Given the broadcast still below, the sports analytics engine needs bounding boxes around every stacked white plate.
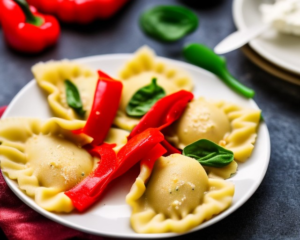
[233,0,300,85]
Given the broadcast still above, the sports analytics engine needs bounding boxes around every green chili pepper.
[183,139,234,168]
[139,5,199,42]
[126,78,166,117]
[65,80,86,117]
[183,43,255,98]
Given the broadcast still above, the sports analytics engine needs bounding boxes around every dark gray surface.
[0,0,300,239]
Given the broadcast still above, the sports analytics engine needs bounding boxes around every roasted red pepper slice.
[140,143,166,171]
[27,0,128,24]
[65,143,117,212]
[65,128,165,212]
[129,90,194,139]
[160,139,181,156]
[128,90,193,155]
[74,70,123,146]
[111,128,165,181]
[0,0,60,53]
[86,143,117,177]
[88,128,164,197]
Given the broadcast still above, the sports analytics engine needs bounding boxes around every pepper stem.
[14,0,44,26]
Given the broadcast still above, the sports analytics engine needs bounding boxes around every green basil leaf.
[139,5,199,42]
[65,80,86,117]
[126,78,166,117]
[183,139,234,168]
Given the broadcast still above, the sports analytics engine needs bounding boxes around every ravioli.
[0,118,128,212]
[166,97,260,179]
[167,98,231,149]
[126,154,234,233]
[115,46,194,130]
[167,98,261,154]
[32,60,98,120]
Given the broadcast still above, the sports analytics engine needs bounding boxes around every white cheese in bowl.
[260,0,300,36]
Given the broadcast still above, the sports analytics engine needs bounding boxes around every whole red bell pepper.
[65,128,165,212]
[73,70,123,146]
[0,0,60,54]
[27,0,128,24]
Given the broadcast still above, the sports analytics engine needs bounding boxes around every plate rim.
[232,0,300,75]
[1,53,271,239]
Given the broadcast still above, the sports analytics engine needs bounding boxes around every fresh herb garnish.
[126,78,166,117]
[65,79,86,117]
[183,139,234,168]
[139,5,199,42]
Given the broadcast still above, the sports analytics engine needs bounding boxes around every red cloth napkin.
[0,106,104,240]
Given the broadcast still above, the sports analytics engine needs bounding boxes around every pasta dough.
[32,60,98,120]
[215,101,261,162]
[115,46,194,130]
[0,118,128,212]
[204,161,238,180]
[105,127,129,153]
[126,154,234,233]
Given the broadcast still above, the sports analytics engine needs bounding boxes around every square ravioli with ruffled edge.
[126,154,234,233]
[32,60,98,120]
[0,118,129,212]
[165,97,261,179]
[115,46,194,130]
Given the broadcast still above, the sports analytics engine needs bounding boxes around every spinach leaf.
[183,139,234,168]
[126,78,166,117]
[65,80,86,117]
[139,5,199,42]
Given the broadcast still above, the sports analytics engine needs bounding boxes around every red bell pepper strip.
[86,143,117,177]
[160,139,181,156]
[65,143,117,211]
[0,0,60,54]
[73,70,123,146]
[129,90,194,139]
[111,129,165,181]
[140,143,166,171]
[27,0,128,24]
[0,106,7,118]
[65,128,165,212]
[128,90,193,156]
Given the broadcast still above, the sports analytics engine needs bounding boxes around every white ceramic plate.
[2,54,270,239]
[233,0,300,75]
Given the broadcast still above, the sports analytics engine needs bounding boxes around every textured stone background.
[0,0,300,239]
